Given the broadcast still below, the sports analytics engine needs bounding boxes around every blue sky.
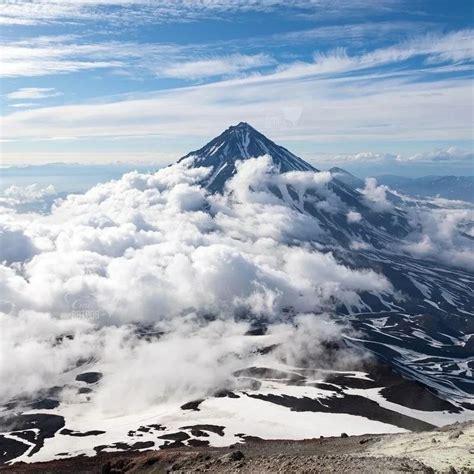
[1,0,473,176]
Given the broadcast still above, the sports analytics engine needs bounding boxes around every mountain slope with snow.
[180,123,473,400]
[0,123,472,466]
[182,123,411,245]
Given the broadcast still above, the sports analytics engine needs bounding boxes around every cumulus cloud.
[402,147,474,163]
[1,158,390,324]
[0,223,37,265]
[1,154,471,414]
[404,204,474,271]
[3,183,56,202]
[360,177,393,212]
[317,147,472,167]
[0,184,60,214]
[347,211,362,223]
[0,153,472,419]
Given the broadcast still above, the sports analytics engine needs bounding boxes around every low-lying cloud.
[0,156,389,408]
[404,204,474,271]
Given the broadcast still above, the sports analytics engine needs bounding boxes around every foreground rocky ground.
[1,421,472,473]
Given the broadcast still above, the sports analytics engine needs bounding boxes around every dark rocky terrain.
[2,421,472,473]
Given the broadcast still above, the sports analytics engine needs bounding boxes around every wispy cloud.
[1,14,472,167]
[1,37,125,77]
[0,0,404,26]
[271,29,474,81]
[2,28,472,82]
[326,152,400,163]
[8,102,41,108]
[270,21,430,47]
[6,87,61,100]
[319,147,473,165]
[160,54,275,80]
[1,62,471,145]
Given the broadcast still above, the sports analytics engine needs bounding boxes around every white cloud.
[0,0,403,26]
[1,41,123,77]
[361,177,393,212]
[0,156,391,324]
[0,223,37,264]
[8,102,40,108]
[0,308,362,409]
[269,29,474,81]
[1,28,472,83]
[315,147,473,166]
[161,54,274,80]
[3,183,56,202]
[6,87,61,100]
[347,211,362,223]
[402,147,474,163]
[0,153,471,414]
[1,69,471,146]
[328,152,400,163]
[0,37,253,78]
[1,28,471,150]
[404,205,474,271]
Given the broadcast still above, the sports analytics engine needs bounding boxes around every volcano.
[181,122,411,244]
[179,122,315,192]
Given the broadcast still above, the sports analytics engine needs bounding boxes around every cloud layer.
[0,0,402,26]
[0,158,392,323]
[0,156,391,405]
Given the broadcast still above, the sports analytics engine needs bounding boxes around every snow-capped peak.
[179,122,315,192]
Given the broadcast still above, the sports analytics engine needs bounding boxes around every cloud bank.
[0,156,390,408]
[0,157,391,324]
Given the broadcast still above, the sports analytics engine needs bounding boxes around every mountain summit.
[179,122,315,192]
[179,122,410,242]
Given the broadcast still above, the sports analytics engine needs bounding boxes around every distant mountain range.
[329,167,473,203]
[376,175,474,203]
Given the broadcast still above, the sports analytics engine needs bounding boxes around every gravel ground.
[1,422,472,473]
